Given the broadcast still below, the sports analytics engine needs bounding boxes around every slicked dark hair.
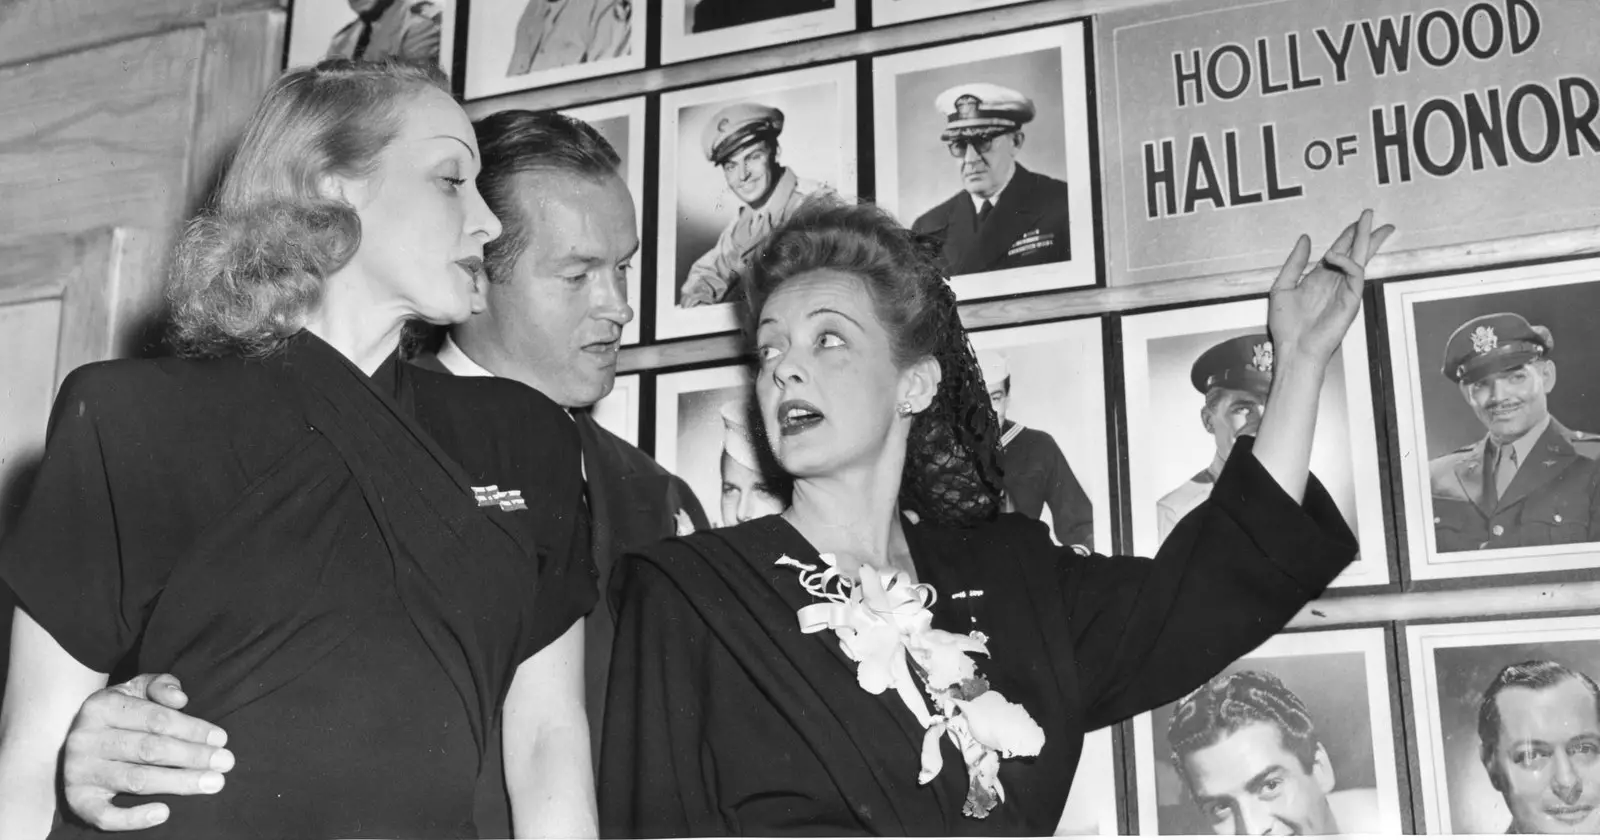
[1477,660,1600,791]
[1168,670,1321,794]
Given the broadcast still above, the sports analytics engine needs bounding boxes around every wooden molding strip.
[619,225,1600,373]
[1289,580,1600,629]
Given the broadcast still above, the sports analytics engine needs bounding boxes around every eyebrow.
[1243,765,1287,793]
[430,134,477,161]
[809,307,862,329]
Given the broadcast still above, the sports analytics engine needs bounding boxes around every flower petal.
[954,691,1046,758]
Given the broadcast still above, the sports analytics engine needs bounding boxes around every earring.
[897,401,914,417]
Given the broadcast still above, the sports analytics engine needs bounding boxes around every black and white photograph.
[1133,628,1405,835]
[1054,726,1119,835]
[872,0,1035,26]
[1120,298,1389,587]
[287,0,454,72]
[587,372,639,447]
[561,97,645,346]
[967,318,1111,553]
[655,63,857,340]
[654,364,782,529]
[462,0,643,100]
[1407,615,1600,834]
[661,0,855,64]
[872,23,1096,302]
[1384,259,1600,581]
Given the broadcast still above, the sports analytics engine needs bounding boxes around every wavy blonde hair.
[167,58,450,358]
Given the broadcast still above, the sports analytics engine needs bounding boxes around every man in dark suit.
[911,82,1071,278]
[1428,313,1600,552]
[53,111,710,833]
[325,0,443,64]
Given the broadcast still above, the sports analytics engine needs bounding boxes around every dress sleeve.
[1065,437,1357,730]
[0,366,157,673]
[599,551,726,838]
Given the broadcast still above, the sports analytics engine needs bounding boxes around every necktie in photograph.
[976,199,993,228]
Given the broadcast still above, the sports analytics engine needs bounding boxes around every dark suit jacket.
[912,164,1072,277]
[1429,417,1600,552]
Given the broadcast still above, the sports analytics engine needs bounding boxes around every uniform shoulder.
[407,0,443,17]
[1558,423,1600,458]
[911,193,963,233]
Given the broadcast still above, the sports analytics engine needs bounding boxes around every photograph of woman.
[599,200,1392,835]
[0,60,595,838]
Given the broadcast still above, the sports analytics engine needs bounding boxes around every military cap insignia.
[1251,341,1274,374]
[1471,325,1498,354]
[955,95,981,120]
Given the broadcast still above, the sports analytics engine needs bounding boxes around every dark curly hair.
[740,198,1004,529]
[1477,660,1600,791]
[1167,670,1320,792]
[167,58,450,358]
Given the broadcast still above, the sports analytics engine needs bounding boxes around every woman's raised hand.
[1267,209,1395,368]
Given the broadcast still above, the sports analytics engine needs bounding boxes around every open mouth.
[777,400,824,436]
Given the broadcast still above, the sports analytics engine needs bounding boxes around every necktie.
[352,18,375,59]
[1497,444,1520,499]
[976,199,993,227]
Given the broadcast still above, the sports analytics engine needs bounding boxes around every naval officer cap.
[935,83,1036,141]
[1190,334,1275,394]
[1441,312,1553,384]
[702,102,785,165]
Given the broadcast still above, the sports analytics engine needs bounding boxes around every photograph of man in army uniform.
[462,0,643,99]
[1137,628,1403,835]
[872,24,1097,301]
[287,0,453,73]
[1121,298,1389,587]
[1384,261,1600,580]
[655,64,856,340]
[1406,615,1600,833]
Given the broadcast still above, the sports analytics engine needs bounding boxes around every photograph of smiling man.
[1384,260,1600,581]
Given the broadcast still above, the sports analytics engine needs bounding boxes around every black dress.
[598,439,1357,836]
[0,332,594,839]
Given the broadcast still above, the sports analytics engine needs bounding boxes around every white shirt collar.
[970,183,1006,215]
[1498,414,1553,465]
[437,334,495,378]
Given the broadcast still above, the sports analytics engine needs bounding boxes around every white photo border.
[871,0,1035,27]
[462,0,646,100]
[661,0,857,65]
[1120,297,1390,587]
[1405,614,1600,833]
[654,62,859,341]
[560,96,647,346]
[1131,627,1405,835]
[871,23,1098,302]
[1057,726,1120,835]
[1384,259,1600,581]
[590,373,640,447]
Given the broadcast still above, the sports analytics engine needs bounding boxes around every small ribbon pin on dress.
[471,485,527,512]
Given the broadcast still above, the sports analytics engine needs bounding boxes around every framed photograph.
[588,373,639,447]
[462,0,644,101]
[967,318,1111,553]
[654,363,782,529]
[1406,615,1600,834]
[655,63,858,340]
[561,97,646,347]
[1384,259,1600,581]
[1055,726,1119,835]
[872,23,1097,302]
[1120,297,1389,587]
[661,0,855,64]
[1132,627,1405,835]
[286,0,454,73]
[872,0,1035,26]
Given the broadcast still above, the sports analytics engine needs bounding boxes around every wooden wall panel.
[0,0,283,66]
[189,10,288,204]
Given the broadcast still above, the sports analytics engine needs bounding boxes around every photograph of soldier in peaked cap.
[872,23,1097,302]
[655,63,857,340]
[1121,297,1390,588]
[1134,628,1404,835]
[1407,615,1600,833]
[287,0,453,73]
[1384,260,1600,581]
[661,0,854,63]
[462,0,643,99]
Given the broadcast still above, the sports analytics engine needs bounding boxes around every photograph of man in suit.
[1168,670,1381,835]
[718,399,783,526]
[687,0,833,33]
[910,82,1070,278]
[678,102,830,308]
[326,0,443,63]
[1476,660,1600,834]
[505,0,631,78]
[1428,313,1600,552]
[49,111,709,833]
[977,349,1093,550]
[1156,333,1273,543]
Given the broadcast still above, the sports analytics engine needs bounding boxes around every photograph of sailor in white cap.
[872,23,1096,300]
[977,349,1094,550]
[656,63,857,340]
[718,400,784,526]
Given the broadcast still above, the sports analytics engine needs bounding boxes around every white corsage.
[776,553,1045,818]
[674,508,696,536]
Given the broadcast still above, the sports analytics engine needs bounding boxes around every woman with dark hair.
[599,200,1392,836]
[0,60,595,838]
